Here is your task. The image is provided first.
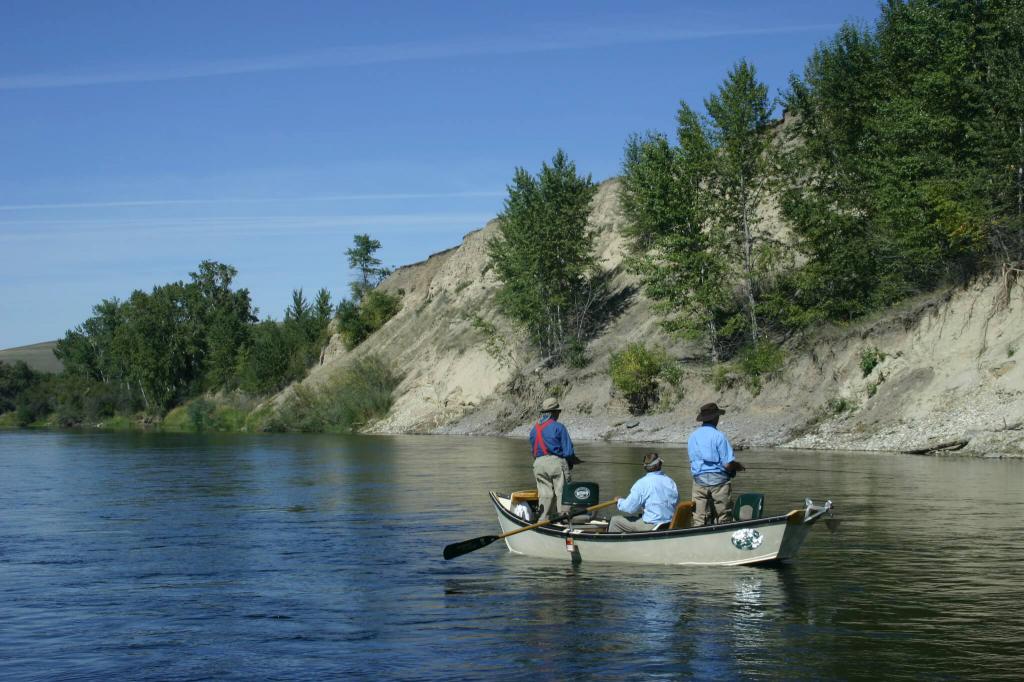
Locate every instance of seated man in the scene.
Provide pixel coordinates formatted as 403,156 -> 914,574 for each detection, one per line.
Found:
608,453 -> 679,533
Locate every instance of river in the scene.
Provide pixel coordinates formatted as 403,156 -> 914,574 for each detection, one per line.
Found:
0,430 -> 1021,680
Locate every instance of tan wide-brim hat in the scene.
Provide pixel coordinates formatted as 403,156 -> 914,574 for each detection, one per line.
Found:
696,402 -> 726,422
541,397 -> 561,413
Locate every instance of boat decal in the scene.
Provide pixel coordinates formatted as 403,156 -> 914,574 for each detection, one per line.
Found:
731,528 -> 764,550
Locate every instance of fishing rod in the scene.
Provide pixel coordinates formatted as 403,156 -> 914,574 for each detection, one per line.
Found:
566,459 -> 867,474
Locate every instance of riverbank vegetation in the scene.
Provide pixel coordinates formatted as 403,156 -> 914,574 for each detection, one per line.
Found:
486,150 -> 602,367
480,1 -> 1022,413
0,235 -> 401,431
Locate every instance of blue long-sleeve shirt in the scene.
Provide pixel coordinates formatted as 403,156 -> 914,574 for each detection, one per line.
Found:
529,416 -> 574,458
687,424 -> 735,485
616,471 -> 679,524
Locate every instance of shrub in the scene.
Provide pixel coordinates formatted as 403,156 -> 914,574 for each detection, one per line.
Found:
274,355 -> 402,432
826,397 -> 852,414
337,290 -> 402,350
187,398 -> 216,431
737,342 -> 785,393
860,347 -> 886,377
609,343 -> 680,414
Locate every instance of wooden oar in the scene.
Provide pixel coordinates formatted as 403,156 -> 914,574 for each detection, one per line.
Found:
443,498 -> 618,560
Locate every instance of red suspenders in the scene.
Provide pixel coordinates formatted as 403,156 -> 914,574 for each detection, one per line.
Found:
532,418 -> 554,457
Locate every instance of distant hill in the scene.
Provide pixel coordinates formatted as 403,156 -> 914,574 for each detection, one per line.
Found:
0,341 -> 62,374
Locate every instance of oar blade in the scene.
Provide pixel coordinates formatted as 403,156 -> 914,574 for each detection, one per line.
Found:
443,535 -> 500,560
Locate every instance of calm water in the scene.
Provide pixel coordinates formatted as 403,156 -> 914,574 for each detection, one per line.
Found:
1,430 -> 1022,681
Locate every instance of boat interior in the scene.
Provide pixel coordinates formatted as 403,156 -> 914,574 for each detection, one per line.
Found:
502,487 -> 767,534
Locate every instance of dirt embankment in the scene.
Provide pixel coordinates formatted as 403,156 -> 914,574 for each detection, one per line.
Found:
273,179 -> 1024,458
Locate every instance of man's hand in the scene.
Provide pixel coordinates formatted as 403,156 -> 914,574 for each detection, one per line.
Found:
724,461 -> 746,477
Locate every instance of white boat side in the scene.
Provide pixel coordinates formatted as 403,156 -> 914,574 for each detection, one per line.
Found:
491,492 -> 833,566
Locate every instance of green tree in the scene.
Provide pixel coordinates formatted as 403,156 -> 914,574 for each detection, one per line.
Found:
486,150 -> 601,363
703,59 -> 781,345
237,319 -> 293,395
620,63 -> 779,361
313,288 -> 333,328
779,1 -> 1024,321
0,361 -> 39,414
121,283 -> 202,411
346,234 -> 391,302
187,261 -> 255,390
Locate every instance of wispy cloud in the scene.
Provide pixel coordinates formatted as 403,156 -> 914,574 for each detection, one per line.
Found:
0,191 -> 503,212
0,23 -> 837,91
0,212 -> 493,241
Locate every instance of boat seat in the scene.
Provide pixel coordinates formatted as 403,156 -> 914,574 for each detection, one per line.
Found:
733,492 -> 765,521
509,490 -> 539,506
668,500 -> 696,529
651,501 -> 696,531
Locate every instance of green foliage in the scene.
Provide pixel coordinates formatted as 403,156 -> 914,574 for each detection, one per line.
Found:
53,260 -> 257,413
710,341 -> 784,395
860,347 -> 887,377
469,314 -> 514,368
486,150 -> 603,363
96,415 -> 135,431
336,289 -> 402,350
826,397 -> 853,414
736,341 -> 785,394
621,61 -> 783,361
0,361 -> 38,414
335,234 -> 402,350
346,233 -> 392,302
271,356 -> 402,432
163,398 -> 251,432
609,343 -> 681,414
780,2 -> 1024,321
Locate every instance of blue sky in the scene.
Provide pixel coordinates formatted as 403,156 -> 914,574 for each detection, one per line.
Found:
0,1 -> 882,349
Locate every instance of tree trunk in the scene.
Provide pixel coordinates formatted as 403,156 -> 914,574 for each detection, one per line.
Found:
740,177 -> 759,344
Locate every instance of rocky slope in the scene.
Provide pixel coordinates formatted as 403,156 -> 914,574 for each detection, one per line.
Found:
275,179 -> 1024,458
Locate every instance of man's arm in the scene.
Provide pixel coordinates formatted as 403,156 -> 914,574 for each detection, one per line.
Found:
718,432 -> 735,465
616,481 -> 644,514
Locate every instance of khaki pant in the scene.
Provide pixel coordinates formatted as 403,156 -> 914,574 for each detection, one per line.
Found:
692,480 -> 733,526
533,455 -> 570,520
607,516 -> 657,533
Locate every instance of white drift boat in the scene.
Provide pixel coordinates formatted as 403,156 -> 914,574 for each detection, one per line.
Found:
490,491 -> 835,566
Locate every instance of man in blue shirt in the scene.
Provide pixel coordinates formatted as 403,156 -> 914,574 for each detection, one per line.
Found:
687,402 -> 745,526
607,453 -> 679,533
529,397 -> 577,521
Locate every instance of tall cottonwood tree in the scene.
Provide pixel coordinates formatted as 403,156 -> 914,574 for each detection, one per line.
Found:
487,150 -> 600,364
703,59 -> 780,345
621,61 -> 781,360
780,0 -> 1024,322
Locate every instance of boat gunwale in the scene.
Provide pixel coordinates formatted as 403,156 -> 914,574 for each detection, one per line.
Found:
491,491 -> 797,542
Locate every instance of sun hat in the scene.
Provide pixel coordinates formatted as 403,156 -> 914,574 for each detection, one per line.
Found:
540,397 -> 561,413
696,402 -> 726,422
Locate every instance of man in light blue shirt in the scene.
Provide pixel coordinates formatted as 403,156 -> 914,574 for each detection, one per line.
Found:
687,402 -> 745,526
608,453 -> 679,533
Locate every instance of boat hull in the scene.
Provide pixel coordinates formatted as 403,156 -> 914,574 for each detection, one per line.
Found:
491,492 -> 820,566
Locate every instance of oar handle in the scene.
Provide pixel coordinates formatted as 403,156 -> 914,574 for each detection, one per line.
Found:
498,498 -> 618,541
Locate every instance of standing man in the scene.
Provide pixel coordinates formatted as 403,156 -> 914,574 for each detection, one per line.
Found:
529,397 -> 577,521
608,453 -> 679,533
687,402 -> 745,526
